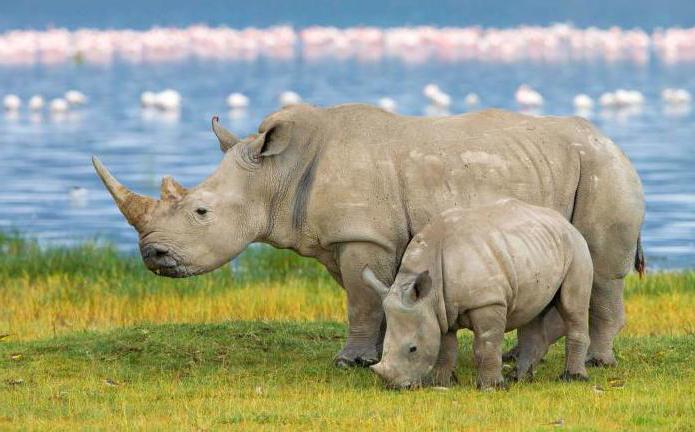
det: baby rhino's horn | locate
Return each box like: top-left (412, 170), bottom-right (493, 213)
top-left (362, 266), bottom-right (390, 299)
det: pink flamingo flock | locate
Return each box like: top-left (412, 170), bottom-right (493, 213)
top-left (1, 24), bottom-right (695, 65)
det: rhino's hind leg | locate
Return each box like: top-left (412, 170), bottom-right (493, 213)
top-left (504, 307), bottom-right (566, 364)
top-left (567, 127), bottom-right (644, 367)
top-left (469, 305), bottom-right (507, 390)
top-left (556, 252), bottom-right (592, 381)
top-left (585, 276), bottom-right (625, 367)
top-left (334, 243), bottom-right (396, 368)
top-left (510, 315), bottom-right (550, 381)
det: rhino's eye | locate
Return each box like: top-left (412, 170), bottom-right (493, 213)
top-left (195, 208), bottom-right (208, 216)
top-left (409, 346), bottom-right (417, 353)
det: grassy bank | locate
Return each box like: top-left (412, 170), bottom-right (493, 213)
top-left (1, 233), bottom-right (694, 430)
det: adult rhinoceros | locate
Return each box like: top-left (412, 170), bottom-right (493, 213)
top-left (93, 104), bottom-right (644, 367)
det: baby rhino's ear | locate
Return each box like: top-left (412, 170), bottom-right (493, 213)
top-left (405, 271), bottom-right (433, 304)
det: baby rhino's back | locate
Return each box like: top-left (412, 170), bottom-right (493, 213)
top-left (430, 199), bottom-right (589, 330)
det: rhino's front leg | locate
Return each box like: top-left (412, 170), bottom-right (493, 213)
top-left (470, 305), bottom-right (507, 390)
top-left (334, 243), bottom-right (396, 368)
top-left (425, 331), bottom-right (459, 387)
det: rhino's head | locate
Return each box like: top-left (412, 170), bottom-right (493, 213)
top-left (362, 266), bottom-right (442, 389)
top-left (93, 107), bottom-right (318, 277)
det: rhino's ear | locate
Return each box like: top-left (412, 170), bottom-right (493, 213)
top-left (404, 271), bottom-right (433, 304)
top-left (247, 121), bottom-right (294, 159)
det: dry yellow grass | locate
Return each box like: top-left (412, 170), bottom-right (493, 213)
top-left (1, 275), bottom-right (344, 341)
top-left (1, 272), bottom-right (694, 341)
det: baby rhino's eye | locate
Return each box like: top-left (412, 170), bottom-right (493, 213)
top-left (409, 346), bottom-right (417, 353)
top-left (195, 208), bottom-right (208, 216)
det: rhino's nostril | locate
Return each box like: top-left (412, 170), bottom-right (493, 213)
top-left (142, 244), bottom-right (170, 259)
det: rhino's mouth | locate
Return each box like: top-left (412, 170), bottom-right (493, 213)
top-left (147, 260), bottom-right (206, 278)
top-left (149, 264), bottom-right (188, 278)
top-left (385, 379), bottom-right (422, 391)
top-left (140, 242), bottom-right (199, 278)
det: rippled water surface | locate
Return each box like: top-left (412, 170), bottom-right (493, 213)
top-left (1, 1), bottom-right (694, 269)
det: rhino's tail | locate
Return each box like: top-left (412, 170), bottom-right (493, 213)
top-left (634, 234), bottom-right (646, 279)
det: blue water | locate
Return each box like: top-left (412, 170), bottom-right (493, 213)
top-left (1, 2), bottom-right (694, 269)
top-left (2, 0), bottom-right (695, 30)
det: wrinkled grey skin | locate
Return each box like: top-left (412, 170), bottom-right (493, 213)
top-left (93, 104), bottom-right (644, 367)
top-left (364, 200), bottom-right (594, 390)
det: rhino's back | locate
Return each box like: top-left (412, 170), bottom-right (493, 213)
top-left (418, 200), bottom-right (581, 321)
top-left (301, 105), bottom-right (604, 250)
top-left (390, 109), bottom-right (585, 234)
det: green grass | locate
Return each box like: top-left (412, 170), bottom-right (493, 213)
top-left (1, 322), bottom-right (693, 431)
top-left (1, 233), bottom-right (694, 430)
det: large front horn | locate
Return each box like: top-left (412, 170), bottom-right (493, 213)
top-left (211, 116), bottom-right (240, 152)
top-left (92, 156), bottom-right (156, 229)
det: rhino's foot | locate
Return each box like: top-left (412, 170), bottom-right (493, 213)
top-left (585, 352), bottom-right (617, 368)
top-left (334, 346), bottom-right (380, 368)
top-left (424, 368), bottom-right (459, 387)
top-left (505, 366), bottom-right (534, 383)
top-left (476, 376), bottom-right (508, 391)
top-left (558, 371), bottom-right (589, 382)
top-left (502, 346), bottom-right (520, 363)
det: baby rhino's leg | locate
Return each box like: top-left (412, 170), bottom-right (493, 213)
top-left (557, 252), bottom-right (593, 381)
top-left (425, 331), bottom-right (459, 387)
top-left (511, 314), bottom-right (549, 381)
top-left (469, 305), bottom-right (507, 390)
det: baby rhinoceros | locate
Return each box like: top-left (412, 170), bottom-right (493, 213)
top-left (362, 199), bottom-right (593, 390)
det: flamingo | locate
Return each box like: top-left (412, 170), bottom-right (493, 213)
top-left (65, 90), bottom-right (87, 106)
top-left (378, 97), bottom-right (397, 112)
top-left (226, 92), bottom-right (250, 109)
top-left (28, 95), bottom-right (45, 111)
top-left (3, 94), bottom-right (21, 111)
top-left (515, 85), bottom-right (544, 107)
top-left (279, 91), bottom-right (301, 107)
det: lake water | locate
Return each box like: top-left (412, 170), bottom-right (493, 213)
top-left (1, 1), bottom-right (694, 269)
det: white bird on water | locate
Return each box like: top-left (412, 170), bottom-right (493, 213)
top-left (422, 83), bottom-right (440, 100)
top-left (140, 91), bottom-right (157, 108)
top-left (226, 92), bottom-right (249, 109)
top-left (423, 84), bottom-right (451, 108)
top-left (65, 90), bottom-right (87, 106)
top-left (28, 95), bottom-right (45, 111)
top-left (600, 89), bottom-right (644, 108)
top-left (279, 91), bottom-right (302, 107)
top-left (154, 89), bottom-right (181, 111)
top-left (573, 94), bottom-right (594, 110)
top-left (615, 89), bottom-right (644, 106)
top-left (378, 97), bottom-right (397, 112)
top-left (49, 98), bottom-right (69, 113)
top-left (515, 85), bottom-right (544, 107)
top-left (599, 92), bottom-right (617, 108)
top-left (3, 94), bottom-right (21, 111)
top-left (662, 88), bottom-right (691, 105)
top-left (69, 186), bottom-right (88, 207)
top-left (464, 93), bottom-right (480, 107)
